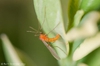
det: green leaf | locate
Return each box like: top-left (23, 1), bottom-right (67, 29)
top-left (1, 34), bottom-right (24, 66)
top-left (73, 10), bottom-right (84, 26)
top-left (84, 48), bottom-right (100, 66)
top-left (67, 0), bottom-right (81, 30)
top-left (34, 0), bottom-right (68, 59)
top-left (0, 34), bottom-right (36, 66)
top-left (79, 0), bottom-right (100, 13)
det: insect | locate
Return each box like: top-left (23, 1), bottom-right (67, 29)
top-left (28, 24), bottom-right (60, 60)
top-left (39, 33), bottom-right (60, 42)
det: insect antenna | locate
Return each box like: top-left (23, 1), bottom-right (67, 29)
top-left (29, 26), bottom-right (39, 32)
top-left (27, 26), bottom-right (40, 36)
top-left (28, 6), bottom-right (46, 35)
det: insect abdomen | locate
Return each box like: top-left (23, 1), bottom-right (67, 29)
top-left (45, 34), bottom-right (60, 42)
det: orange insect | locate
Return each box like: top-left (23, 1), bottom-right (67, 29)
top-left (39, 22), bottom-right (60, 43)
top-left (28, 24), bottom-right (60, 60)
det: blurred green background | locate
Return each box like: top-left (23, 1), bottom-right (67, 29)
top-left (0, 0), bottom-right (58, 66)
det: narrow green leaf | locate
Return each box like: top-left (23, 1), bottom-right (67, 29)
top-left (0, 34), bottom-right (36, 66)
top-left (79, 0), bottom-right (100, 13)
top-left (0, 34), bottom-right (24, 66)
top-left (74, 10), bottom-right (84, 26)
top-left (67, 0), bottom-right (81, 30)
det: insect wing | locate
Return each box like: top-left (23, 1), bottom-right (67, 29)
top-left (41, 40), bottom-right (60, 60)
